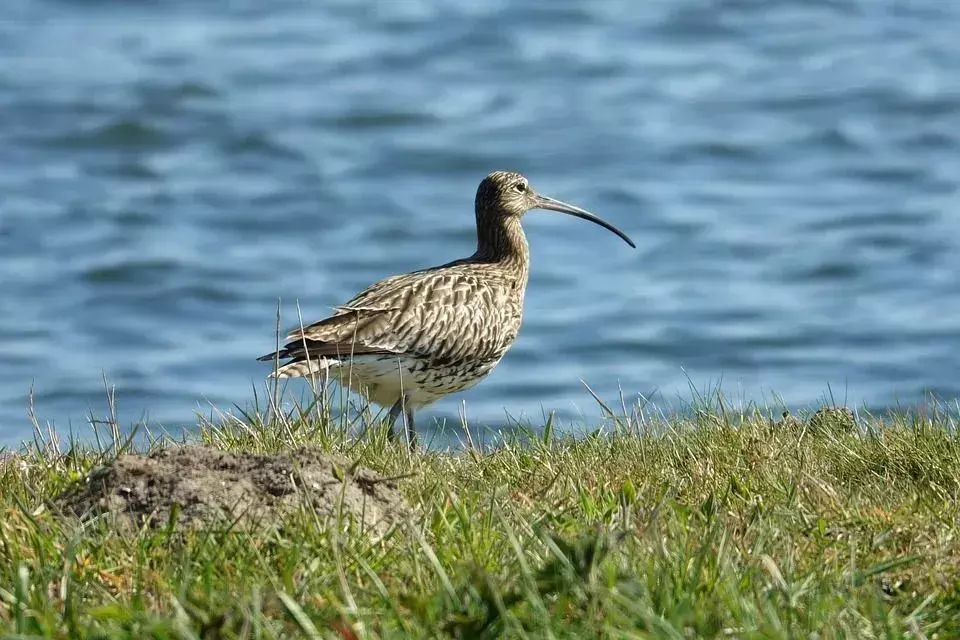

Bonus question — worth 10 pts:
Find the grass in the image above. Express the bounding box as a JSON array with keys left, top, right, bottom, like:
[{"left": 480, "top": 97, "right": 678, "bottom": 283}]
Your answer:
[{"left": 2, "top": 388, "right": 960, "bottom": 638}]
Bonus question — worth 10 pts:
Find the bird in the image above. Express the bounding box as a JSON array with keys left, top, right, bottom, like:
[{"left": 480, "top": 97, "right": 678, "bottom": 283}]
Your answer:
[{"left": 258, "top": 170, "right": 635, "bottom": 447}]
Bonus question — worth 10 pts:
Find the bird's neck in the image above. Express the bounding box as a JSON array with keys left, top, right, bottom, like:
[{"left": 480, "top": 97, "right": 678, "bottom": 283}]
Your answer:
[{"left": 474, "top": 214, "right": 530, "bottom": 275}]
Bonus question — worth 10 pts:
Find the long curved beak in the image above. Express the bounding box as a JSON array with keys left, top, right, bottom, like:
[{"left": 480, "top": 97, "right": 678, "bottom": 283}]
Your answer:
[{"left": 533, "top": 194, "right": 636, "bottom": 248}]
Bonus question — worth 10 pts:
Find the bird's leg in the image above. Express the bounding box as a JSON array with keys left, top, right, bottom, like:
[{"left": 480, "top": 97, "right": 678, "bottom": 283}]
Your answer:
[
  {"left": 386, "top": 398, "right": 404, "bottom": 440},
  {"left": 387, "top": 394, "right": 417, "bottom": 449},
  {"left": 386, "top": 394, "right": 418, "bottom": 449},
  {"left": 404, "top": 402, "right": 417, "bottom": 450}
]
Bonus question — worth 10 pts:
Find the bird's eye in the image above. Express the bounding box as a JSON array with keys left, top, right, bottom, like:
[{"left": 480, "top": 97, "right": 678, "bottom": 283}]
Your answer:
[{"left": 514, "top": 182, "right": 527, "bottom": 193}]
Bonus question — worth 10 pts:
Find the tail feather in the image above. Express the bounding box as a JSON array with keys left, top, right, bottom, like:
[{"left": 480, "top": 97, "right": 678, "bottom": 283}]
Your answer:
[
  {"left": 259, "top": 343, "right": 342, "bottom": 378},
  {"left": 258, "top": 336, "right": 392, "bottom": 379},
  {"left": 257, "top": 348, "right": 291, "bottom": 362},
  {"left": 268, "top": 357, "right": 341, "bottom": 379},
  {"left": 258, "top": 338, "right": 392, "bottom": 364}
]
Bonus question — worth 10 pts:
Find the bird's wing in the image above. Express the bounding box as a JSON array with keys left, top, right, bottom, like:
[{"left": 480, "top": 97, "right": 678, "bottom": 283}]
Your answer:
[
  {"left": 278, "top": 273, "right": 413, "bottom": 357},
  {"left": 273, "top": 266, "right": 516, "bottom": 363}
]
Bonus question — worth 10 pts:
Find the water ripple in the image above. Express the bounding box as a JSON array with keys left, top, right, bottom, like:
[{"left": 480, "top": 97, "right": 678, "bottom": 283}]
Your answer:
[
  {"left": 1, "top": 0, "right": 959, "bottom": 441},
  {"left": 50, "top": 119, "right": 172, "bottom": 151}
]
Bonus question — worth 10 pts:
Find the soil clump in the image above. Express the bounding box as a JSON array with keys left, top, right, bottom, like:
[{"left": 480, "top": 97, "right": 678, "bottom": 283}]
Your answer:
[{"left": 56, "top": 445, "right": 412, "bottom": 538}]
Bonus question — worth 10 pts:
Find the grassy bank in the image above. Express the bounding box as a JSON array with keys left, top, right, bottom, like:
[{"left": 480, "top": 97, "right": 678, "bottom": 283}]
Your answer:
[{"left": 2, "top": 396, "right": 960, "bottom": 638}]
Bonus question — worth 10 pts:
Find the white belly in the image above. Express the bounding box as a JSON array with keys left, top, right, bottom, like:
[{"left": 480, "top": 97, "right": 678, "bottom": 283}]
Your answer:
[{"left": 330, "top": 354, "right": 503, "bottom": 409}]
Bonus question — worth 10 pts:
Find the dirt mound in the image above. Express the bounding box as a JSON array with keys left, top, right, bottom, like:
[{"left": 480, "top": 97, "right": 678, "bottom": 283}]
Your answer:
[{"left": 56, "top": 446, "right": 412, "bottom": 537}]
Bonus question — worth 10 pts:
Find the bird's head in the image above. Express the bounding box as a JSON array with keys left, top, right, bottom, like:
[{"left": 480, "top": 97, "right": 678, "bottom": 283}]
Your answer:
[{"left": 475, "top": 170, "right": 635, "bottom": 248}]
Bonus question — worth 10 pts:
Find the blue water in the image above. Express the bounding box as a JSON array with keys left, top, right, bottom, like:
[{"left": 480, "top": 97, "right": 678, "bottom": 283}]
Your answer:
[{"left": 1, "top": 0, "right": 959, "bottom": 443}]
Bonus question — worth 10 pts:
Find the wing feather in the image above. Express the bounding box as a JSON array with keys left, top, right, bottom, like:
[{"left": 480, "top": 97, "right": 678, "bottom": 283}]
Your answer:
[{"left": 258, "top": 264, "right": 521, "bottom": 367}]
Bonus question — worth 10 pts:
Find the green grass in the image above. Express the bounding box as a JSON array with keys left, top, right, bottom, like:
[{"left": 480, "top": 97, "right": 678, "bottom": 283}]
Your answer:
[{"left": 2, "top": 390, "right": 960, "bottom": 638}]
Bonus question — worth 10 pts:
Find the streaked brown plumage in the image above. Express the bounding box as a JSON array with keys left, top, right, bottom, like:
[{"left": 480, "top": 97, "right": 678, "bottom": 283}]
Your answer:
[{"left": 258, "top": 170, "right": 635, "bottom": 446}]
